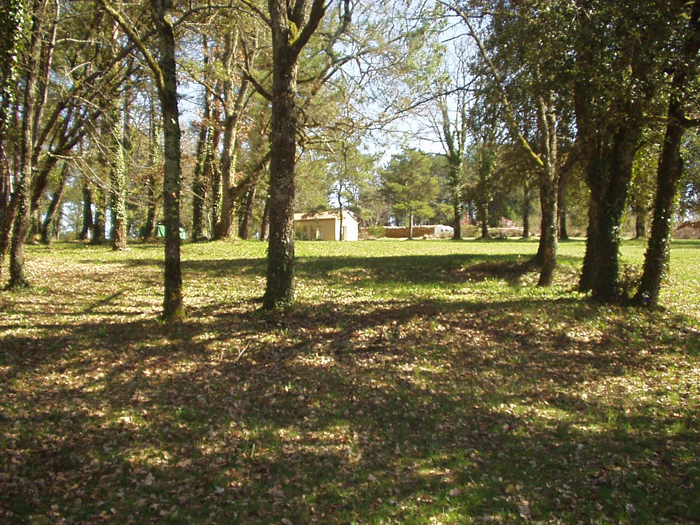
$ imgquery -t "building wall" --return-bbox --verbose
[295,216,359,241]
[295,218,337,240]
[337,216,359,241]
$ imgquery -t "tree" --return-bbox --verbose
[259,0,331,310]
[444,0,575,286]
[381,148,440,239]
[98,0,185,320]
[634,0,700,307]
[574,0,686,302]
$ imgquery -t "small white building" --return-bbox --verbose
[294,210,359,241]
[434,225,454,238]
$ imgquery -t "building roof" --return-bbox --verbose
[294,210,357,222]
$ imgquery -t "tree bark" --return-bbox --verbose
[79,181,93,241]
[191,76,210,241]
[536,95,559,286]
[579,118,643,301]
[260,191,270,242]
[522,181,531,239]
[41,162,68,244]
[634,210,648,239]
[634,1,700,306]
[263,37,298,308]
[109,95,128,251]
[263,0,328,310]
[151,0,184,320]
[7,0,45,289]
[557,181,569,240]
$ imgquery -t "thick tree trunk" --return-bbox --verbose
[537,176,557,285]
[536,95,559,286]
[263,0,326,309]
[408,213,414,240]
[452,199,462,240]
[0,196,19,274]
[7,0,45,289]
[634,104,684,306]
[634,0,700,307]
[634,210,648,239]
[580,120,642,302]
[263,43,298,308]
[152,0,183,320]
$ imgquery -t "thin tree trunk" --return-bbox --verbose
[480,205,489,239]
[260,191,270,242]
[238,182,257,240]
[41,162,68,244]
[109,95,128,251]
[90,186,106,245]
[558,181,569,240]
[142,94,161,241]
[79,181,93,241]
[522,182,531,239]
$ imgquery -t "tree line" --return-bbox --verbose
[1,0,698,319]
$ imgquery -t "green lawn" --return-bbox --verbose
[1,238,699,524]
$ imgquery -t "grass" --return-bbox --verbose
[1,237,699,524]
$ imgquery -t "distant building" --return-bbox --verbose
[294,211,359,241]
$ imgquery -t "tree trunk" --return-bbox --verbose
[580,119,642,302]
[634,0,700,306]
[263,33,298,308]
[41,162,68,244]
[634,210,648,239]
[260,191,270,242]
[536,95,558,287]
[79,182,93,241]
[213,30,253,241]
[152,0,183,320]
[262,0,327,309]
[480,204,489,239]
[90,186,106,245]
[238,182,257,240]
[8,0,45,289]
[191,94,210,242]
[109,96,128,251]
[143,173,157,240]
[408,213,414,240]
[558,181,569,240]
[522,182,531,239]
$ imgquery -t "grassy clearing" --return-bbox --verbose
[1,238,699,524]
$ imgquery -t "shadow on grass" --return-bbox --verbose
[2,287,699,523]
